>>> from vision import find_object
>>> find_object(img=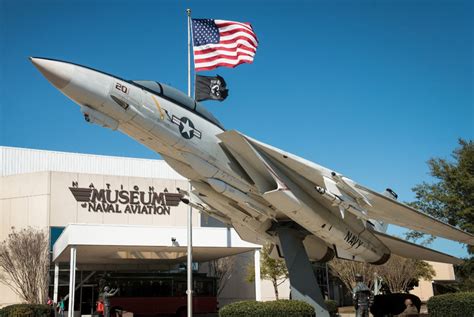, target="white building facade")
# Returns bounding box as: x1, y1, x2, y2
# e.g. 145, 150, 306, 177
0, 146, 454, 312
1, 146, 283, 313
